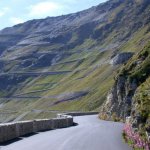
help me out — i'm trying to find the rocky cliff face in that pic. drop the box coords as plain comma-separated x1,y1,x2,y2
110,52,134,65
102,76,137,119
100,42,150,137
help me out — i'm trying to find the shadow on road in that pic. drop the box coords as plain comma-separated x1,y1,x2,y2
0,138,22,146
73,122,78,126
0,133,38,146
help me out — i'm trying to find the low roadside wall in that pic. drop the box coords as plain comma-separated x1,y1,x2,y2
0,115,73,143
0,112,97,143
61,112,99,116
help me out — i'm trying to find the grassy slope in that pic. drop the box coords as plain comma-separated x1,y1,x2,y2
0,41,143,122
0,27,150,122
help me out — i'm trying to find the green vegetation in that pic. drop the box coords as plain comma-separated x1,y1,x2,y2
118,42,150,85
134,77,150,136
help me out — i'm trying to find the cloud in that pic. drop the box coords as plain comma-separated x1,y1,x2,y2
10,17,24,24
28,1,63,17
0,7,10,17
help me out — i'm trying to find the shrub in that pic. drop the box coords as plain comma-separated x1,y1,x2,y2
123,123,150,150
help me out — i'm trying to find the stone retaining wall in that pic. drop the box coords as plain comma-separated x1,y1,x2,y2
60,112,99,116
0,115,73,143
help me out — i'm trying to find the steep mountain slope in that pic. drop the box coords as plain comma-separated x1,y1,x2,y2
0,0,150,122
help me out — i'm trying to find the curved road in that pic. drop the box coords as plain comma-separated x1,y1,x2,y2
0,115,131,150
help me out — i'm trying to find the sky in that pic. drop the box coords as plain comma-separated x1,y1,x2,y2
0,0,107,30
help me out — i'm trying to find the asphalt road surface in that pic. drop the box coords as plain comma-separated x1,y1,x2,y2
0,115,132,150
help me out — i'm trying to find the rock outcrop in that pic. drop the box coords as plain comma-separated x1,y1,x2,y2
103,76,137,119
110,52,134,65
